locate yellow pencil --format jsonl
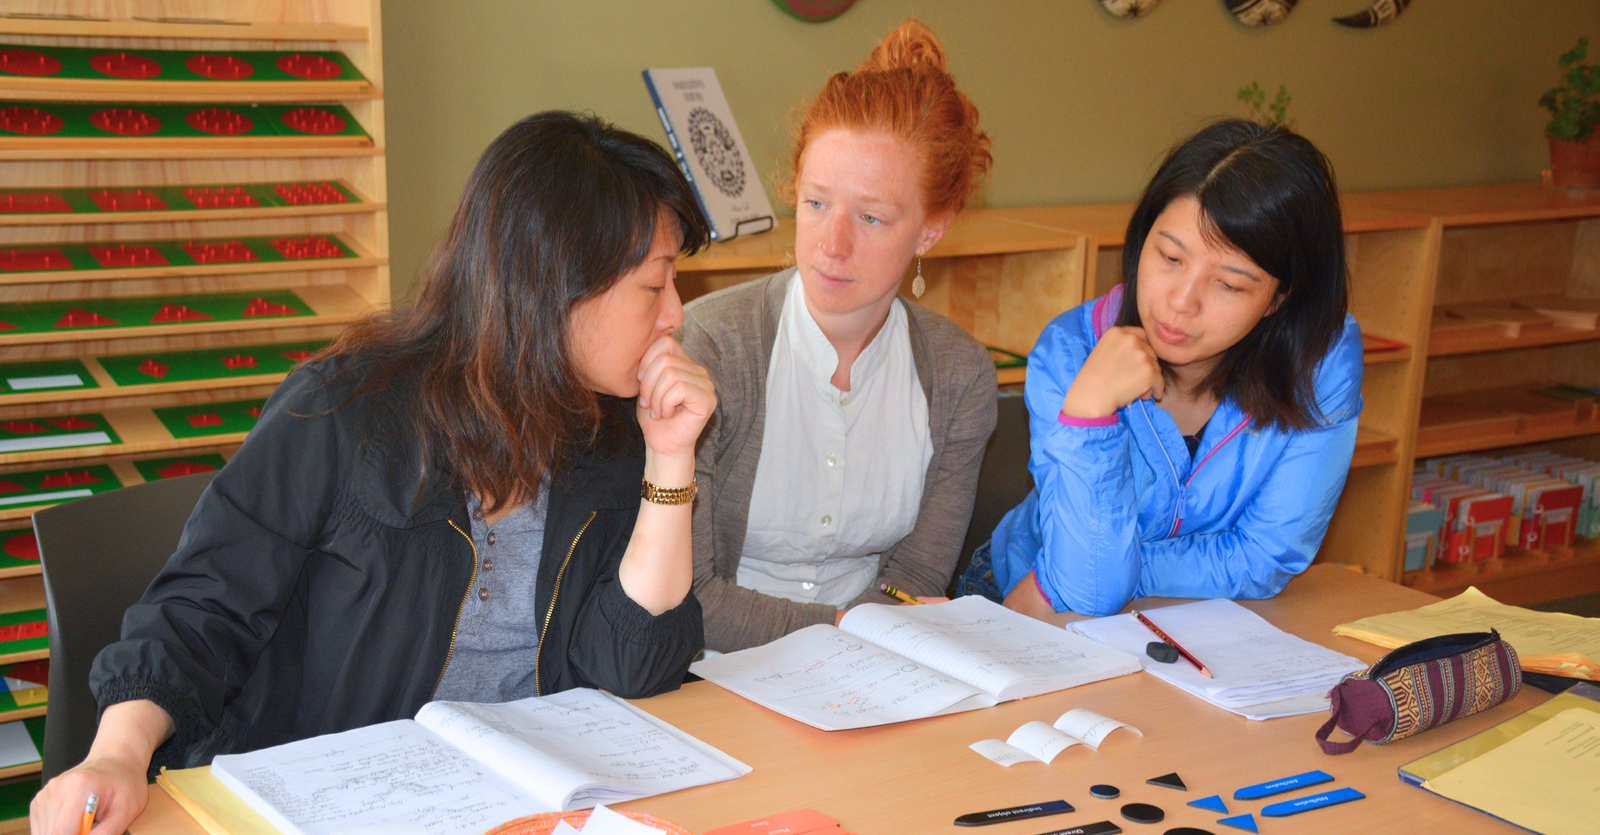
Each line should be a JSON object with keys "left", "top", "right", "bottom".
{"left": 79, "top": 793, "right": 98, "bottom": 835}
{"left": 879, "top": 583, "right": 924, "bottom": 605}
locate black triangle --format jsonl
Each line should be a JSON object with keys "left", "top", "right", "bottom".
{"left": 1147, "top": 772, "right": 1187, "bottom": 791}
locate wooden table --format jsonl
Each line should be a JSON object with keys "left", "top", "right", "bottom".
{"left": 130, "top": 566, "right": 1547, "bottom": 834}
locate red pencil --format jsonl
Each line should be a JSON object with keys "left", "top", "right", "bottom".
{"left": 1133, "top": 610, "right": 1212, "bottom": 678}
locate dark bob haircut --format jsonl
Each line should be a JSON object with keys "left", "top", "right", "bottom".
{"left": 322, "top": 110, "right": 710, "bottom": 511}
{"left": 1117, "top": 118, "right": 1348, "bottom": 432}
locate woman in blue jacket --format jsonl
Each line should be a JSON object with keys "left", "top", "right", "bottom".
{"left": 966, "top": 119, "right": 1362, "bottom": 618}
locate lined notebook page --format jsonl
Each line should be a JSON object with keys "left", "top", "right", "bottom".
{"left": 840, "top": 596, "right": 1142, "bottom": 700}
{"left": 210, "top": 720, "right": 545, "bottom": 835}
{"left": 689, "top": 624, "right": 993, "bottom": 730}
{"left": 416, "top": 689, "right": 749, "bottom": 810}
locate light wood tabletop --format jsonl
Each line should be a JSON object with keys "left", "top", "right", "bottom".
{"left": 130, "top": 565, "right": 1550, "bottom": 835}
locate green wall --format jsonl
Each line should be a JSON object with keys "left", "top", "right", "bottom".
{"left": 383, "top": 0, "right": 1600, "bottom": 297}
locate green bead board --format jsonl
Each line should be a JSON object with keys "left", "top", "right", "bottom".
{"left": 0, "top": 181, "right": 362, "bottom": 216}
{"left": 0, "top": 289, "right": 313, "bottom": 334}
{"left": 0, "top": 660, "right": 47, "bottom": 716}
{"left": 0, "top": 609, "right": 46, "bottom": 657}
{"left": 0, "top": 359, "right": 97, "bottom": 394}
{"left": 0, "top": 44, "right": 367, "bottom": 84}
{"left": 98, "top": 340, "right": 326, "bottom": 386}
{"left": 0, "top": 775, "right": 41, "bottom": 822}
{"left": 0, "top": 234, "right": 356, "bottom": 275}
{"left": 0, "top": 464, "right": 121, "bottom": 510}
{"left": 154, "top": 398, "right": 264, "bottom": 439}
{"left": 0, "top": 527, "right": 37, "bottom": 573}
{"left": 133, "top": 452, "right": 227, "bottom": 482}
{"left": 0, "top": 101, "right": 370, "bottom": 140}
{"left": 0, "top": 412, "right": 118, "bottom": 454}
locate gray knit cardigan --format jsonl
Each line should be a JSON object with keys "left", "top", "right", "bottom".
{"left": 679, "top": 271, "right": 998, "bottom": 652}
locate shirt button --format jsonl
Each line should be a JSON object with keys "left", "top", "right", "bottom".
{"left": 471, "top": 508, "right": 484, "bottom": 520}
{"left": 802, "top": 581, "right": 816, "bottom": 590}
{"left": 825, "top": 453, "right": 838, "bottom": 467}
{"left": 482, "top": 558, "right": 494, "bottom": 572}
{"left": 478, "top": 587, "right": 490, "bottom": 601}
{"left": 820, "top": 514, "right": 832, "bottom": 527}
{"left": 486, "top": 531, "right": 497, "bottom": 546}
{"left": 839, "top": 395, "right": 853, "bottom": 406}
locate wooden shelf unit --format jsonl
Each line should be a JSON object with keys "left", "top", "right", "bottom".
{"left": 0, "top": 0, "right": 388, "bottom": 798}
{"left": 1344, "top": 183, "right": 1600, "bottom": 602}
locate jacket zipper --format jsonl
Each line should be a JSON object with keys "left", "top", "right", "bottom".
{"left": 432, "top": 518, "right": 480, "bottom": 698}
{"left": 1143, "top": 407, "right": 1252, "bottom": 537}
{"left": 533, "top": 510, "right": 597, "bottom": 696}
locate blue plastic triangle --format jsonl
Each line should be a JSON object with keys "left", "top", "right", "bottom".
{"left": 1218, "top": 813, "right": 1258, "bottom": 833}
{"left": 1188, "top": 794, "right": 1228, "bottom": 814}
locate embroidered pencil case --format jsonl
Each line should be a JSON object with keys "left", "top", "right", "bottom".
{"left": 1315, "top": 629, "right": 1521, "bottom": 754}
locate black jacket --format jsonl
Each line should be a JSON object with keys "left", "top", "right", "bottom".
{"left": 91, "top": 356, "right": 703, "bottom": 770}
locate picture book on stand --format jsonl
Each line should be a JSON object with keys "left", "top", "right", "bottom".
{"left": 642, "top": 67, "right": 774, "bottom": 241}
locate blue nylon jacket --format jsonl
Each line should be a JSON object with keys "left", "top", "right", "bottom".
{"left": 989, "top": 290, "right": 1364, "bottom": 616}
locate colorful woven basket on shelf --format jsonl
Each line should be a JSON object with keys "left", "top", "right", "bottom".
{"left": 485, "top": 809, "right": 693, "bottom": 835}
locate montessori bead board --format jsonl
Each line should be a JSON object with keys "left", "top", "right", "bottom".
{"left": 0, "top": 44, "right": 367, "bottom": 88}
{"left": 0, "top": 232, "right": 359, "bottom": 278}
{"left": 0, "top": 450, "right": 232, "bottom": 562}
{"left": 0, "top": 181, "right": 361, "bottom": 216}
{"left": 0, "top": 101, "right": 370, "bottom": 149}
{"left": 0, "top": 341, "right": 326, "bottom": 395}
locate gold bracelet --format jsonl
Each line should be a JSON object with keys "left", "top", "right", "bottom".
{"left": 641, "top": 478, "right": 697, "bottom": 505}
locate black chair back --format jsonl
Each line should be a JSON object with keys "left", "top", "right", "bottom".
{"left": 34, "top": 471, "right": 215, "bottom": 782}
{"left": 950, "top": 392, "right": 1036, "bottom": 596}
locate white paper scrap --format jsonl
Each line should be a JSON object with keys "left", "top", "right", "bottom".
{"left": 970, "top": 709, "right": 1140, "bottom": 766}
{"left": 580, "top": 806, "right": 665, "bottom": 835}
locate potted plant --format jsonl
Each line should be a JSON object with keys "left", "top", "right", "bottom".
{"left": 1540, "top": 37, "right": 1600, "bottom": 190}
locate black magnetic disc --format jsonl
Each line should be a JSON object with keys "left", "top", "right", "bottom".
{"left": 1164, "top": 829, "right": 1214, "bottom": 835}
{"left": 1090, "top": 784, "right": 1121, "bottom": 799}
{"left": 1121, "top": 803, "right": 1165, "bottom": 824}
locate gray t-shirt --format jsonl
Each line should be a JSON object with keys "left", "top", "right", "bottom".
{"left": 431, "top": 488, "right": 547, "bottom": 702}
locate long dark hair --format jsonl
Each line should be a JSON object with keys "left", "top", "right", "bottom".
{"left": 320, "top": 111, "right": 710, "bottom": 511}
{"left": 1117, "top": 119, "right": 1348, "bottom": 431}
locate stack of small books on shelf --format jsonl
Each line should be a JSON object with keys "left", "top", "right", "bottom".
{"left": 1408, "top": 451, "right": 1599, "bottom": 570}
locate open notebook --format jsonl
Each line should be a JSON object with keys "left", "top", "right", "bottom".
{"left": 690, "top": 596, "right": 1141, "bottom": 730}
{"left": 194, "top": 688, "right": 749, "bottom": 835}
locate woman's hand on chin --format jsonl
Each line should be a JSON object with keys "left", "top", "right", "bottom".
{"left": 636, "top": 334, "right": 716, "bottom": 462}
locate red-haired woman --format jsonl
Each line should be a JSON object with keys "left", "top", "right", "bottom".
{"left": 680, "top": 20, "right": 998, "bottom": 652}
{"left": 32, "top": 112, "right": 713, "bottom": 835}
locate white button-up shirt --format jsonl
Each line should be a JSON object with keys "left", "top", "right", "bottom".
{"left": 736, "top": 271, "right": 932, "bottom": 606}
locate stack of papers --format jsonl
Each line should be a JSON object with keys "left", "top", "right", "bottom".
{"left": 1334, "top": 587, "right": 1599, "bottom": 679}
{"left": 1070, "top": 599, "right": 1365, "bottom": 719}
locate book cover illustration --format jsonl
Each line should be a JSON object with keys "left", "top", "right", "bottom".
{"left": 643, "top": 67, "right": 774, "bottom": 241}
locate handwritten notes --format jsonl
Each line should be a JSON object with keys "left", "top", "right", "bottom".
{"left": 1070, "top": 599, "right": 1364, "bottom": 719}
{"left": 209, "top": 689, "right": 750, "bottom": 835}
{"left": 211, "top": 721, "right": 544, "bottom": 835}
{"left": 842, "top": 596, "right": 1143, "bottom": 700}
{"left": 417, "top": 689, "right": 748, "bottom": 808}
{"left": 971, "top": 709, "right": 1142, "bottom": 767}
{"left": 690, "top": 597, "right": 1140, "bottom": 730}
{"left": 689, "top": 625, "right": 993, "bottom": 730}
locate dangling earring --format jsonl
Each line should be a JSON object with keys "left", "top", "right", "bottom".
{"left": 911, "top": 256, "right": 925, "bottom": 299}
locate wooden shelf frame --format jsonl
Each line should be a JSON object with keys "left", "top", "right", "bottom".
{"left": 1403, "top": 534, "right": 1600, "bottom": 605}
{"left": 0, "top": 17, "right": 368, "bottom": 42}
{"left": 676, "top": 209, "right": 1091, "bottom": 373}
